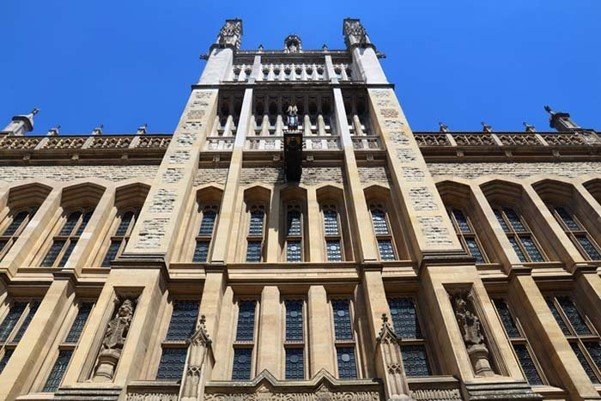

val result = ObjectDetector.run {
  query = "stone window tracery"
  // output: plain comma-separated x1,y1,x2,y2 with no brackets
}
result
322,204,343,262
194,205,219,263
0,206,38,261
331,299,357,379
493,207,545,263
232,300,258,380
41,208,95,268
285,204,303,262
0,299,40,373
447,208,488,264
246,205,266,263
369,205,396,261
284,299,305,380
551,206,601,261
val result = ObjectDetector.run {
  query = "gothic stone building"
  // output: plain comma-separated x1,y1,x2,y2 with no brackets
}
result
0,18,600,401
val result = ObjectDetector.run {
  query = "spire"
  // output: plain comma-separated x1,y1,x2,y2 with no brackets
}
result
47,125,60,136
343,18,374,50
136,123,148,135
92,124,104,136
523,122,536,133
544,105,580,132
1,107,39,136
481,122,493,133
439,122,449,133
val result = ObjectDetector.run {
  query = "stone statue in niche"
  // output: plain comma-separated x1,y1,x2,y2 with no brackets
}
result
452,292,495,377
286,104,299,130
93,298,136,382
284,34,302,53
343,19,372,48
216,19,242,50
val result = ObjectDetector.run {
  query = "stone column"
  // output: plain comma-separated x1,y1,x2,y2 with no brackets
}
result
306,187,323,261
256,286,282,377
307,286,336,376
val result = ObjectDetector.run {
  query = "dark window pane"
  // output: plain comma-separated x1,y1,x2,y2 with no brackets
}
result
555,207,581,231
513,344,543,385
520,236,544,262
0,240,8,259
43,349,73,392
584,342,601,370
42,240,65,267
494,209,510,232
571,342,599,384
65,303,93,343
0,349,14,374
336,347,356,379
58,240,78,267
452,209,471,233
508,237,527,263
285,300,303,342
59,212,81,236
287,210,302,236
156,347,187,380
332,300,353,341
246,241,262,262
465,238,485,264
504,209,526,232
232,348,253,380
101,240,121,267
199,210,217,236
557,297,591,335
546,298,571,335
115,211,135,236
493,299,520,338
165,301,199,342
323,210,340,236
576,235,601,260
75,211,93,236
13,301,39,342
401,344,431,376
326,240,342,261
285,348,305,379
236,301,256,342
286,241,302,262
371,210,389,235
248,210,265,236
0,302,26,342
3,211,28,236
378,240,395,261
389,298,422,339
193,241,210,263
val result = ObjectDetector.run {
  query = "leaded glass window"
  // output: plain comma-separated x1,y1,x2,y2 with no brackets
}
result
193,241,210,263
494,208,546,263
284,300,305,380
371,208,389,235
165,301,199,341
13,301,39,342
246,206,265,262
0,207,38,261
285,348,305,379
100,208,139,267
370,205,397,261
246,241,262,263
551,206,601,261
323,209,340,236
157,348,188,380
43,350,73,392
0,300,40,375
232,348,253,380
236,301,256,342
336,347,356,379
194,205,218,263
377,240,395,261
285,300,303,342
322,205,344,262
332,300,353,340
326,240,342,261
286,241,302,262
401,345,430,376
232,300,257,380
65,303,93,343
285,205,303,262
331,299,357,380
492,298,546,385
0,349,13,374
448,208,488,264
42,208,95,268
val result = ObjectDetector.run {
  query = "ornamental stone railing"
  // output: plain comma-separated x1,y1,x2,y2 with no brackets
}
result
351,135,383,150
0,134,171,153
244,136,341,151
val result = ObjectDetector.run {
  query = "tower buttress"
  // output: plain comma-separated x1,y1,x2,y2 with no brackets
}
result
343,19,387,84
198,19,243,84
545,105,580,131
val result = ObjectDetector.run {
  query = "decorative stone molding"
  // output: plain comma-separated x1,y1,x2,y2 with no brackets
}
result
463,382,542,401
179,315,213,401
127,393,178,401
214,19,243,50
375,314,413,401
411,389,462,401
343,19,373,49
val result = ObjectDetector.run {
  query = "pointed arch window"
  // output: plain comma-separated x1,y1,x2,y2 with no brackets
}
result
285,204,303,262
0,207,38,261
369,204,396,261
447,208,488,264
493,208,545,263
246,205,266,263
551,206,601,261
41,209,94,268
101,209,139,267
193,205,219,263
0,299,40,373
322,204,343,261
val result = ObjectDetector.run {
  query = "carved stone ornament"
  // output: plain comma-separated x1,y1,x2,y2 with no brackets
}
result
451,292,495,377
376,315,413,401
93,298,136,382
180,315,213,401
343,19,373,49
284,34,303,53
215,19,243,50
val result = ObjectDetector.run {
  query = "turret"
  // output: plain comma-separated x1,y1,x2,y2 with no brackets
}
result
343,18,387,84
545,105,580,132
199,19,243,84
1,108,39,136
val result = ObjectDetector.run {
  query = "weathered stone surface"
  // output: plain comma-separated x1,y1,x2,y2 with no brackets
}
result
409,187,438,211
148,189,176,213
358,167,390,184
195,168,229,186
427,161,601,179
0,165,158,183
417,216,454,246
135,218,169,249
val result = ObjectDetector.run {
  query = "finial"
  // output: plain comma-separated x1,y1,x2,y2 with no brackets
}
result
258,44,264,52
439,122,449,132
381,313,389,323
47,125,60,136
481,122,492,132
31,108,40,116
523,122,536,133
92,124,104,136
136,123,148,135
544,105,554,115
322,44,328,52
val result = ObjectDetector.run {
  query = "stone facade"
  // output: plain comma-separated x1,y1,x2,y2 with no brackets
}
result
0,165,158,183
427,161,601,179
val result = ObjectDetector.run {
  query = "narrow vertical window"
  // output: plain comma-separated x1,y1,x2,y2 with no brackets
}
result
448,208,488,264
332,300,357,379
101,209,139,267
552,206,601,261
388,298,431,376
323,205,343,261
370,205,396,261
546,296,600,383
193,206,218,263
232,300,257,380
285,205,303,262
284,300,305,379
43,302,93,392
494,208,545,262
42,209,94,268
492,299,544,385
0,207,38,261
157,300,199,380
0,300,40,373
246,206,265,262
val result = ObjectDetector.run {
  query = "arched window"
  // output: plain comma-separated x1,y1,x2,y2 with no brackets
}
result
193,205,219,263
551,206,601,261
369,204,396,261
101,209,140,267
493,207,545,262
447,208,488,264
285,204,303,262
246,205,266,263
0,207,38,261
41,209,94,268
322,205,343,261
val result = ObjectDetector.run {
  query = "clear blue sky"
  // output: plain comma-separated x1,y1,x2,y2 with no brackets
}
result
1,0,600,134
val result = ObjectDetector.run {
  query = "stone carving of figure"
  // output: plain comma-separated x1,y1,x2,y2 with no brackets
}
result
452,293,495,377
287,104,299,130
343,19,372,48
93,298,136,382
217,20,242,50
